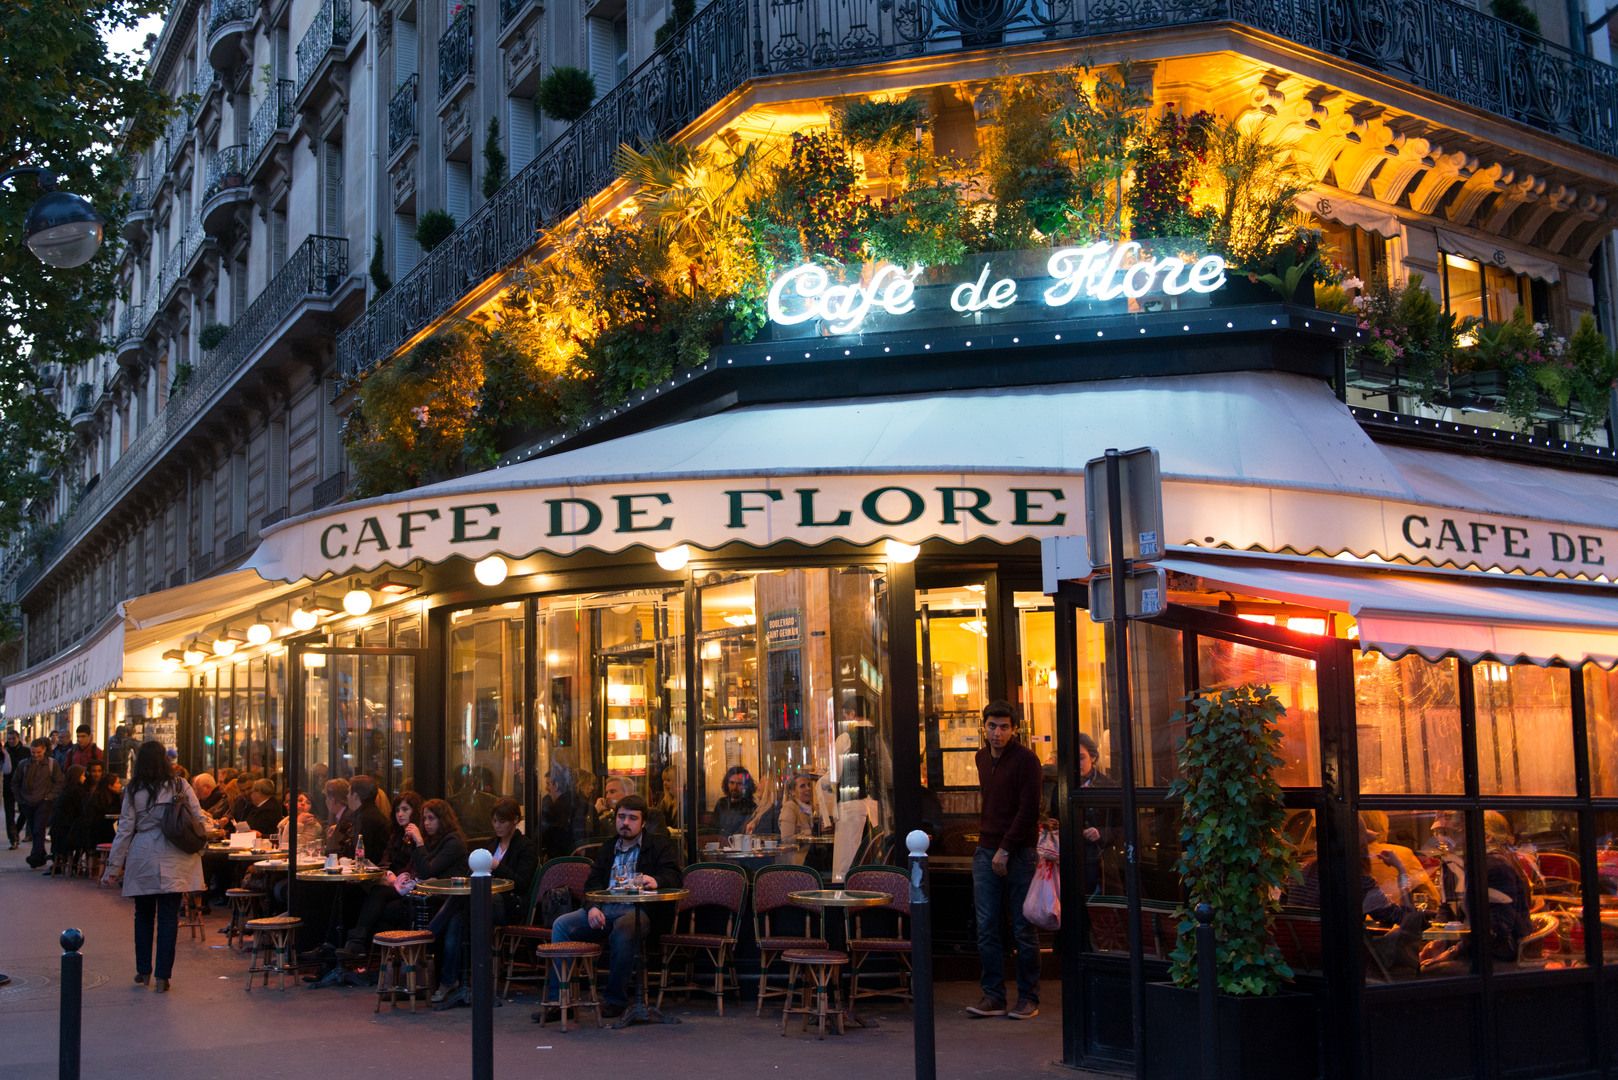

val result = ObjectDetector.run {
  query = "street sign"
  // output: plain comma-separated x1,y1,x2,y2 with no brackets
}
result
1085,447,1164,569
1088,566,1168,623
1040,535,1087,595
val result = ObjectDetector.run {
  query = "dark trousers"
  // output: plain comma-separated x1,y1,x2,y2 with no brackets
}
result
430,897,468,988
547,906,648,1006
133,892,183,980
23,802,51,866
3,781,16,843
973,845,1041,1006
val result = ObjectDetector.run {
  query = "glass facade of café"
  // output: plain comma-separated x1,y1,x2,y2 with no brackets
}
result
1052,580,1618,1080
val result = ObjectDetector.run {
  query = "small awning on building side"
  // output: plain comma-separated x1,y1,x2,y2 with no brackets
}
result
1154,549,1618,666
3,619,126,718
1434,228,1563,284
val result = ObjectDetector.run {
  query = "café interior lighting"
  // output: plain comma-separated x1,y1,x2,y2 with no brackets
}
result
885,539,921,563
655,545,691,571
290,605,319,632
373,570,422,595
212,627,246,657
161,649,185,670
342,585,373,616
182,641,206,666
474,555,509,587
246,619,273,646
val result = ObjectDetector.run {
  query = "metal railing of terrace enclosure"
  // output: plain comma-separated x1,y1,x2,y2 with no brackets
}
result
334,0,1618,380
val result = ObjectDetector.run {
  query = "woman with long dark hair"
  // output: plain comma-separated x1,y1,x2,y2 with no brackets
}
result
414,798,471,1006
337,791,428,958
102,741,204,991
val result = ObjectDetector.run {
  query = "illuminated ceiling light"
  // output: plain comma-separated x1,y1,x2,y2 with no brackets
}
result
302,652,327,669
655,545,691,572
211,627,245,657
474,555,508,587
723,613,756,628
885,539,920,564
342,587,373,616
246,621,273,646
161,649,185,670
182,641,206,666
290,606,319,632
372,570,422,595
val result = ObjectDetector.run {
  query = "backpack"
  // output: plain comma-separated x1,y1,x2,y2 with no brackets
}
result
140,784,207,855
539,885,576,927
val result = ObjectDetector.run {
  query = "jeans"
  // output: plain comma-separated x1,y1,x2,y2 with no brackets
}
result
430,898,468,988
3,782,16,843
23,802,51,866
547,905,648,1007
973,845,1040,1006
134,893,183,979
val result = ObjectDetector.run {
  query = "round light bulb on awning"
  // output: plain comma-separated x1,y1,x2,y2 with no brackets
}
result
342,588,373,616
884,539,921,564
182,644,206,666
246,622,272,646
474,555,508,587
655,545,691,571
290,606,319,632
212,637,237,658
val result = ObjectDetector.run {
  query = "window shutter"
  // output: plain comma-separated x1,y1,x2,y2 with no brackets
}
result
232,259,248,320
270,210,288,273
507,96,535,173
395,20,418,86
446,161,470,223
587,17,618,98
322,141,344,236
393,213,420,274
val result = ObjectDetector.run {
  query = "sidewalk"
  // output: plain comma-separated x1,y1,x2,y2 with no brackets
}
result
0,844,1101,1079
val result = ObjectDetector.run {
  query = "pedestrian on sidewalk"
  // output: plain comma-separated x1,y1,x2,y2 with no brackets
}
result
2,728,22,848
967,700,1044,1022
102,740,205,992
16,738,64,868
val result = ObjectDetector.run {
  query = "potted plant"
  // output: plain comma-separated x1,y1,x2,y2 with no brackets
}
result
1545,315,1618,440
197,322,228,352
537,66,597,124
416,209,456,253
1142,683,1319,1080
1346,273,1458,405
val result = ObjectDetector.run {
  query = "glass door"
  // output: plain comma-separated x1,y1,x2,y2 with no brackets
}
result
294,644,421,810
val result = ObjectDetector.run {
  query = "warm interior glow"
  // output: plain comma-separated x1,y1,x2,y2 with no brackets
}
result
342,588,373,616
302,652,327,669
1286,617,1328,636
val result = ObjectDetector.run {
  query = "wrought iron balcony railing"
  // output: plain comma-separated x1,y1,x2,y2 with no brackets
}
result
203,145,249,202
189,65,216,115
389,74,420,157
296,0,353,101
127,177,152,215
71,384,95,418
500,0,532,28
22,236,350,599
439,6,475,100
248,78,296,166
207,0,254,37
319,0,1611,379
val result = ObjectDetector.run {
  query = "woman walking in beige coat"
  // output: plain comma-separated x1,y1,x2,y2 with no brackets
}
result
102,741,204,991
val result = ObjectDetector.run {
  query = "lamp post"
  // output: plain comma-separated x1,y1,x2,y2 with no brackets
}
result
0,166,105,269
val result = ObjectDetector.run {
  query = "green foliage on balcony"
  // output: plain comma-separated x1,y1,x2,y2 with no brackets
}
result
537,66,596,123
416,210,457,252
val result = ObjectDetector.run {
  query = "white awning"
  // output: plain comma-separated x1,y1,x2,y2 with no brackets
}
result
1297,191,1401,239
1154,549,1618,666
1435,228,1562,284
3,619,126,718
251,372,1415,582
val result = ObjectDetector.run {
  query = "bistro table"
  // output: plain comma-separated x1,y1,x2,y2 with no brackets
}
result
410,877,518,1008
788,889,890,1028
582,887,689,1028
298,867,388,987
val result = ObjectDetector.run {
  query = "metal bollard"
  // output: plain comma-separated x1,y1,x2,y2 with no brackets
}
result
60,928,84,1080
1195,903,1219,1080
468,849,494,1080
907,830,935,1080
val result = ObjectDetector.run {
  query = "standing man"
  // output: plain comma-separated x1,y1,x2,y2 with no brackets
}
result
105,725,132,780
968,700,1043,1021
16,737,65,869
68,725,103,769
50,730,72,771
2,728,24,848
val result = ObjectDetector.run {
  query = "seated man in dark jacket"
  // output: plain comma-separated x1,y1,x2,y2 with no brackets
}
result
538,795,681,1020
346,775,391,863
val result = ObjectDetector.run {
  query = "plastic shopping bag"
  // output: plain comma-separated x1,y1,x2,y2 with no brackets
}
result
1022,858,1061,931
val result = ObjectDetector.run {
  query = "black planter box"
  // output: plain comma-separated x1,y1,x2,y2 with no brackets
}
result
1142,982,1321,1080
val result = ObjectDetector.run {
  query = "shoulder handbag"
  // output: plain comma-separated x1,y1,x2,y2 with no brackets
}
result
159,787,208,854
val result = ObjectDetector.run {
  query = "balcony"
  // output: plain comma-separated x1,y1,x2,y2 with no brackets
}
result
201,145,251,235
114,308,144,365
438,5,475,103
503,17,540,96
27,236,351,603
207,0,255,73
499,0,534,30
295,0,353,107
388,74,419,162
246,78,295,179
70,385,96,434
335,0,1618,381
189,65,218,119
121,178,152,242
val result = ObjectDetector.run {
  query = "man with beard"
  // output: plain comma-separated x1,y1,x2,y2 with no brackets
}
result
538,795,681,1020
709,765,757,836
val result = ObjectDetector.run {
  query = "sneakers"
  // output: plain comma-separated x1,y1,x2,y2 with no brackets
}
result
965,996,1007,1017
1007,999,1040,1020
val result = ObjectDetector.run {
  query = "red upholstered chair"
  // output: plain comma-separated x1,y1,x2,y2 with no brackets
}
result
657,862,749,1014
753,864,827,1016
496,856,591,999
1274,910,1324,975
846,864,912,1007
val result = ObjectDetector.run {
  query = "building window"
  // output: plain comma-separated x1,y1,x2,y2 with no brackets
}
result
1440,251,1546,324
1319,221,1388,284
586,9,629,98
321,139,344,236
445,160,471,223
392,212,420,276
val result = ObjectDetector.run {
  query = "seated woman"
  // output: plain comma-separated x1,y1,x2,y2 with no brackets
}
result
480,798,537,926
339,791,426,956
413,799,471,1006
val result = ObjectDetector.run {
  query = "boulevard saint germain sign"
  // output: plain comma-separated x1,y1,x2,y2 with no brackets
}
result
765,242,1229,336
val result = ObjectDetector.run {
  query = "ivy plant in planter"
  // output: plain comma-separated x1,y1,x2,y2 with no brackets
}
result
170,361,194,393
416,209,456,253
197,322,229,352
538,66,597,124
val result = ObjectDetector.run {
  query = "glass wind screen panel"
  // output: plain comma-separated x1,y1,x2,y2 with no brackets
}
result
1474,663,1573,796
1481,808,1582,972
448,603,527,838
1014,592,1058,768
391,654,415,794
1583,666,1618,797
1593,811,1618,961
1354,653,1462,795
1127,622,1185,787
1194,638,1320,787
916,584,989,790
301,651,330,794
1360,810,1475,981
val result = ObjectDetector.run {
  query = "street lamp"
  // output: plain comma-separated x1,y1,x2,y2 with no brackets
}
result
0,165,105,269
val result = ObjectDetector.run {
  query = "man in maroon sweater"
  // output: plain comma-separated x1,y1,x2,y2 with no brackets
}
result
967,700,1044,1021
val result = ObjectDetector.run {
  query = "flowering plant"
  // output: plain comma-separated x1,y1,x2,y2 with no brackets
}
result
1347,274,1459,406
1461,310,1618,437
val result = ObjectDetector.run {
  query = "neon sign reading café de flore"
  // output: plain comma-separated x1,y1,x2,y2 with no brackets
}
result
765,241,1230,335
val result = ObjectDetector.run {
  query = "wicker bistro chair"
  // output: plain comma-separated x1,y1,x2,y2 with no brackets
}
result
224,889,264,952
845,865,912,1007
244,915,302,991
534,942,604,1032
657,862,749,1014
373,929,437,1012
753,864,828,1016
497,857,592,999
